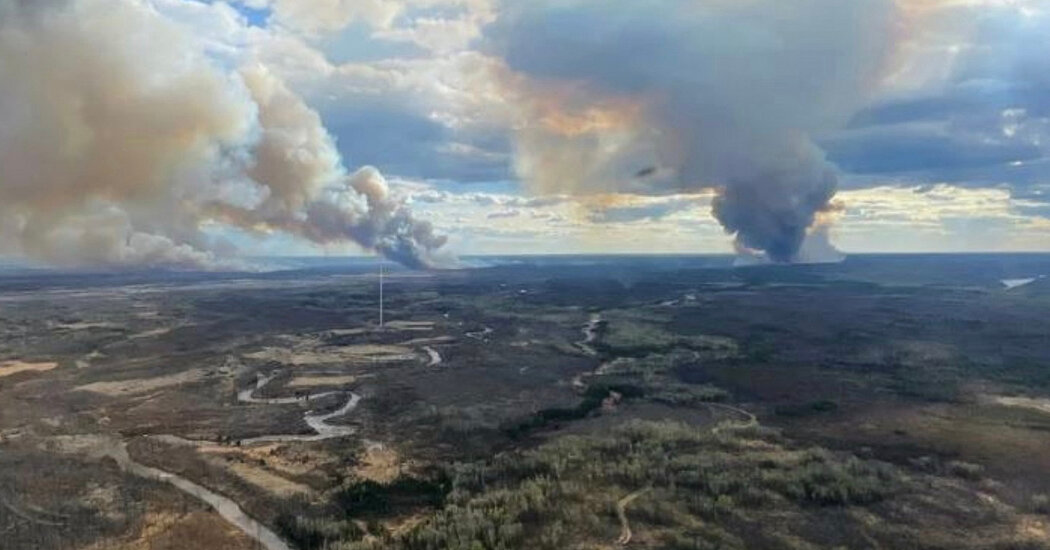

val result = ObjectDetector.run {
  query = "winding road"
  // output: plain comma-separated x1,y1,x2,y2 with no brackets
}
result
707,402,758,435
615,487,651,546
561,313,758,547
607,403,756,546
0,494,65,527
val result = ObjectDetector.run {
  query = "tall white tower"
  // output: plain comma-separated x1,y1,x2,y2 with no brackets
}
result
384,260,388,329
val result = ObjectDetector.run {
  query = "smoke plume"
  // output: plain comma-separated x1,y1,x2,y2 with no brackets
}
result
485,0,900,262
0,0,451,269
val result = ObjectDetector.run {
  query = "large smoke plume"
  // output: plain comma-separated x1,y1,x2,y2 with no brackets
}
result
485,0,900,262
0,0,451,269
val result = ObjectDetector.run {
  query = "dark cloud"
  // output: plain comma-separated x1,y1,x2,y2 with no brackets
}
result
483,0,897,261
825,3,1050,200
825,125,1041,174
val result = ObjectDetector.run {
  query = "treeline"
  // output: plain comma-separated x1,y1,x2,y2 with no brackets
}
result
500,380,645,439
504,349,731,440
276,472,450,549
283,420,902,550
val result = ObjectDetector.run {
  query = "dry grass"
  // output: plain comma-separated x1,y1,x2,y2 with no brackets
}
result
1016,515,1050,542
384,513,427,538
83,510,255,550
328,328,370,337
128,327,175,339
383,321,434,331
74,369,206,396
288,375,357,387
199,444,334,477
226,461,311,497
0,360,58,378
399,336,456,346
52,321,120,331
244,345,416,365
990,395,1050,415
355,443,405,483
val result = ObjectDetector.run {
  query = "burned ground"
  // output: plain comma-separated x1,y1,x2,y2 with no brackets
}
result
1,254,1049,549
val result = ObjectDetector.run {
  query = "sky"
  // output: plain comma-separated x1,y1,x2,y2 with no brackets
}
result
0,0,1048,268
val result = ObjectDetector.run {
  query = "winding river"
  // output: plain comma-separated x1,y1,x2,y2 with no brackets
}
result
51,435,291,550
575,314,601,357
465,326,493,341
56,326,456,550
238,373,361,444
116,445,291,550
423,346,442,367
237,372,339,404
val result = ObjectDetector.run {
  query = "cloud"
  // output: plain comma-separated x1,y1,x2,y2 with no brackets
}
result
825,123,1041,174
482,0,899,262
834,184,1050,251
236,0,402,34
586,196,707,224
0,0,451,269
826,1,1050,200
486,209,519,219
3,0,1047,265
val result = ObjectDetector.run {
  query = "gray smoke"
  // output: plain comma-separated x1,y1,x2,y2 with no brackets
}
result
0,0,452,269
484,0,899,262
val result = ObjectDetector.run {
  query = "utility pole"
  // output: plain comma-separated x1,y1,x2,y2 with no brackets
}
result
379,259,384,328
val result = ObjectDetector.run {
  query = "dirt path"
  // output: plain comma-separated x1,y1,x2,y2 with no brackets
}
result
707,402,757,435
0,494,65,526
615,487,651,545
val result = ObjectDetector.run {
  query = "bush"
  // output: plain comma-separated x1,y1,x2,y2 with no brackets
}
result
774,400,839,418
1031,494,1050,514
946,460,984,480
275,514,363,549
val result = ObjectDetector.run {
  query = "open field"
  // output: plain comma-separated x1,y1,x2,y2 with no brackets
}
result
1,254,1050,549
0,360,58,378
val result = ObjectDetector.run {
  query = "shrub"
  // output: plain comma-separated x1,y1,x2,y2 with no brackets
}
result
946,460,984,480
1031,494,1050,514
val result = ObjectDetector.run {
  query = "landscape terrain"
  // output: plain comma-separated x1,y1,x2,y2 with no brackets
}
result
2,254,1050,549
